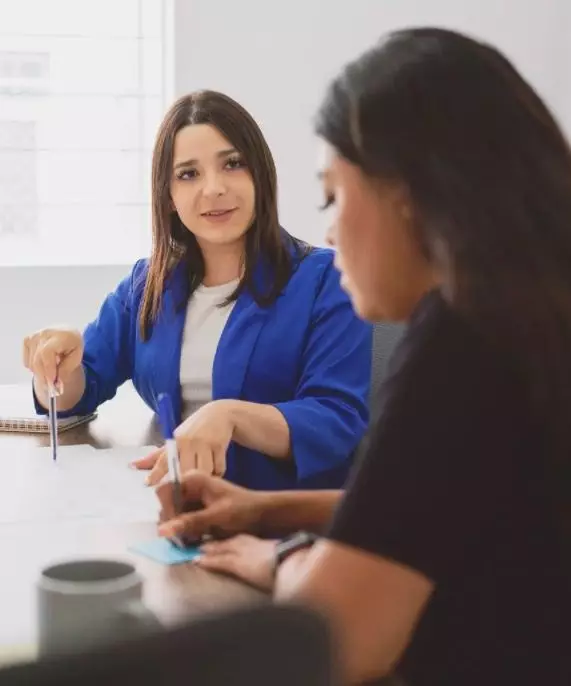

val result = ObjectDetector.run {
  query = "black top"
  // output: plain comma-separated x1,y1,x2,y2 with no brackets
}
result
328,291,570,686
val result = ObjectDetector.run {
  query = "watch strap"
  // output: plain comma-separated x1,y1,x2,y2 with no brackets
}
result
274,531,319,570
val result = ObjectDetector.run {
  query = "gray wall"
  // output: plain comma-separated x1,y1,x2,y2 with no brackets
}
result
2,0,570,383
0,265,129,382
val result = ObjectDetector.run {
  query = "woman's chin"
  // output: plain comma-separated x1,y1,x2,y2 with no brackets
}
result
192,225,249,248
351,293,389,324
339,273,353,293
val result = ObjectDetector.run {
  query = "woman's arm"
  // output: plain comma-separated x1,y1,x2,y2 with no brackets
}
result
32,261,144,417
226,400,290,459
220,260,372,472
275,541,433,684
190,531,433,684
258,488,341,536
272,258,372,482
156,471,342,539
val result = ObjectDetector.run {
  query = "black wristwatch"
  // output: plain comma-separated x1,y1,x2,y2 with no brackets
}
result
274,531,319,572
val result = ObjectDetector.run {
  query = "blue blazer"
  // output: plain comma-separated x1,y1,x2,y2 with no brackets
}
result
39,247,372,491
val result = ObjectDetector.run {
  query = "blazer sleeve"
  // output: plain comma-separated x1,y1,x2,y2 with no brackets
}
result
273,261,372,484
34,260,145,417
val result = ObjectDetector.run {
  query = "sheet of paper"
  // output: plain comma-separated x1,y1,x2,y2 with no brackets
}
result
129,538,201,565
1,444,160,524
0,642,37,668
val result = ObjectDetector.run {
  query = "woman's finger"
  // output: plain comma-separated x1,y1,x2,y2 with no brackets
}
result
158,500,228,541
146,452,168,486
38,340,60,387
23,338,31,369
194,551,239,577
131,447,164,470
200,538,237,555
195,446,214,475
56,347,82,385
178,443,198,474
31,349,49,386
212,445,226,476
200,534,255,554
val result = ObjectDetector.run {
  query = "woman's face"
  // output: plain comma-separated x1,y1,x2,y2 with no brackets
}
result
319,140,436,322
169,124,255,251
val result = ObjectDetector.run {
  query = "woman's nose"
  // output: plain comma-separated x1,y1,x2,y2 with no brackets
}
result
325,223,337,247
203,171,226,197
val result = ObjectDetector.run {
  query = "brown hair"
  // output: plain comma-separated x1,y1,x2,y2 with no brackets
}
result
316,27,571,554
139,90,309,339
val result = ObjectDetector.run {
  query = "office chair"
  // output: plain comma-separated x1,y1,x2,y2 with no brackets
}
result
353,321,406,463
0,604,336,686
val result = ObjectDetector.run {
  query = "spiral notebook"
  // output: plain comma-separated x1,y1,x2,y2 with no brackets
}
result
0,384,96,434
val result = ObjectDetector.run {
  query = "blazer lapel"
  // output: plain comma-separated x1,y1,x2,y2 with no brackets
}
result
152,263,188,422
212,255,277,400
212,289,269,401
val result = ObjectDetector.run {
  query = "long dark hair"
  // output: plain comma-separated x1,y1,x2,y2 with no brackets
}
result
140,90,309,339
316,28,571,545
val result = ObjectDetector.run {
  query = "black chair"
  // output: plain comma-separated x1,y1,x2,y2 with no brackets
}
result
354,321,406,463
370,322,406,405
0,605,336,686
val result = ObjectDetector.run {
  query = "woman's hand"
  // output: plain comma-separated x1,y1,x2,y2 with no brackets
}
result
133,400,236,485
23,327,84,390
195,535,278,591
156,470,268,542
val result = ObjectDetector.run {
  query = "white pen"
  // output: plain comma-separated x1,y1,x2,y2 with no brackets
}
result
157,393,186,547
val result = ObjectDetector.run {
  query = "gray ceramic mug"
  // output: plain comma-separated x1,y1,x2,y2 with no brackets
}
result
37,559,161,657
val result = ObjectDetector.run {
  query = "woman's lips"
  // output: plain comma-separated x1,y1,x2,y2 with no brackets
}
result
200,208,238,223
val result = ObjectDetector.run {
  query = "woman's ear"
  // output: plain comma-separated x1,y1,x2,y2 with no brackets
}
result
389,181,414,223
400,203,413,223
398,188,414,223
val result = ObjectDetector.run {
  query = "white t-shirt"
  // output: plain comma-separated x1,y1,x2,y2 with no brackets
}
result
179,279,239,420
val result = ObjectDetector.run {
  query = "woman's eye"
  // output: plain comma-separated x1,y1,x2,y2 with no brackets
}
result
177,169,198,180
319,193,335,211
226,156,246,170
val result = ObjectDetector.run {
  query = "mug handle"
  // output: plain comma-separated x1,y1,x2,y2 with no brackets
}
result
115,600,163,638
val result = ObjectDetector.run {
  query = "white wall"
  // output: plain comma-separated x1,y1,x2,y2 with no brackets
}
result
174,0,571,246
1,0,569,384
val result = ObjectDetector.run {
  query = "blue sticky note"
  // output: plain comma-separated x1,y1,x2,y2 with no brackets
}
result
129,538,201,566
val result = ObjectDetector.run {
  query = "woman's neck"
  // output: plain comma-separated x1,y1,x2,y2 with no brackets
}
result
200,241,244,287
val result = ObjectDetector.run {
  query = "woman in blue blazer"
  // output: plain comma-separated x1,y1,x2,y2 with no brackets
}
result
23,90,372,491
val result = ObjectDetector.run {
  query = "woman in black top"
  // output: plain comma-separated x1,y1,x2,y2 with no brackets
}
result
157,27,571,686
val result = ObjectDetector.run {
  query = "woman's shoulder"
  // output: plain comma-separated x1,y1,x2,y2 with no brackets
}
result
303,245,335,261
122,257,182,293
296,244,335,266
130,257,150,286
116,258,150,303
278,243,347,307
109,258,172,313
290,244,336,284
384,290,528,418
